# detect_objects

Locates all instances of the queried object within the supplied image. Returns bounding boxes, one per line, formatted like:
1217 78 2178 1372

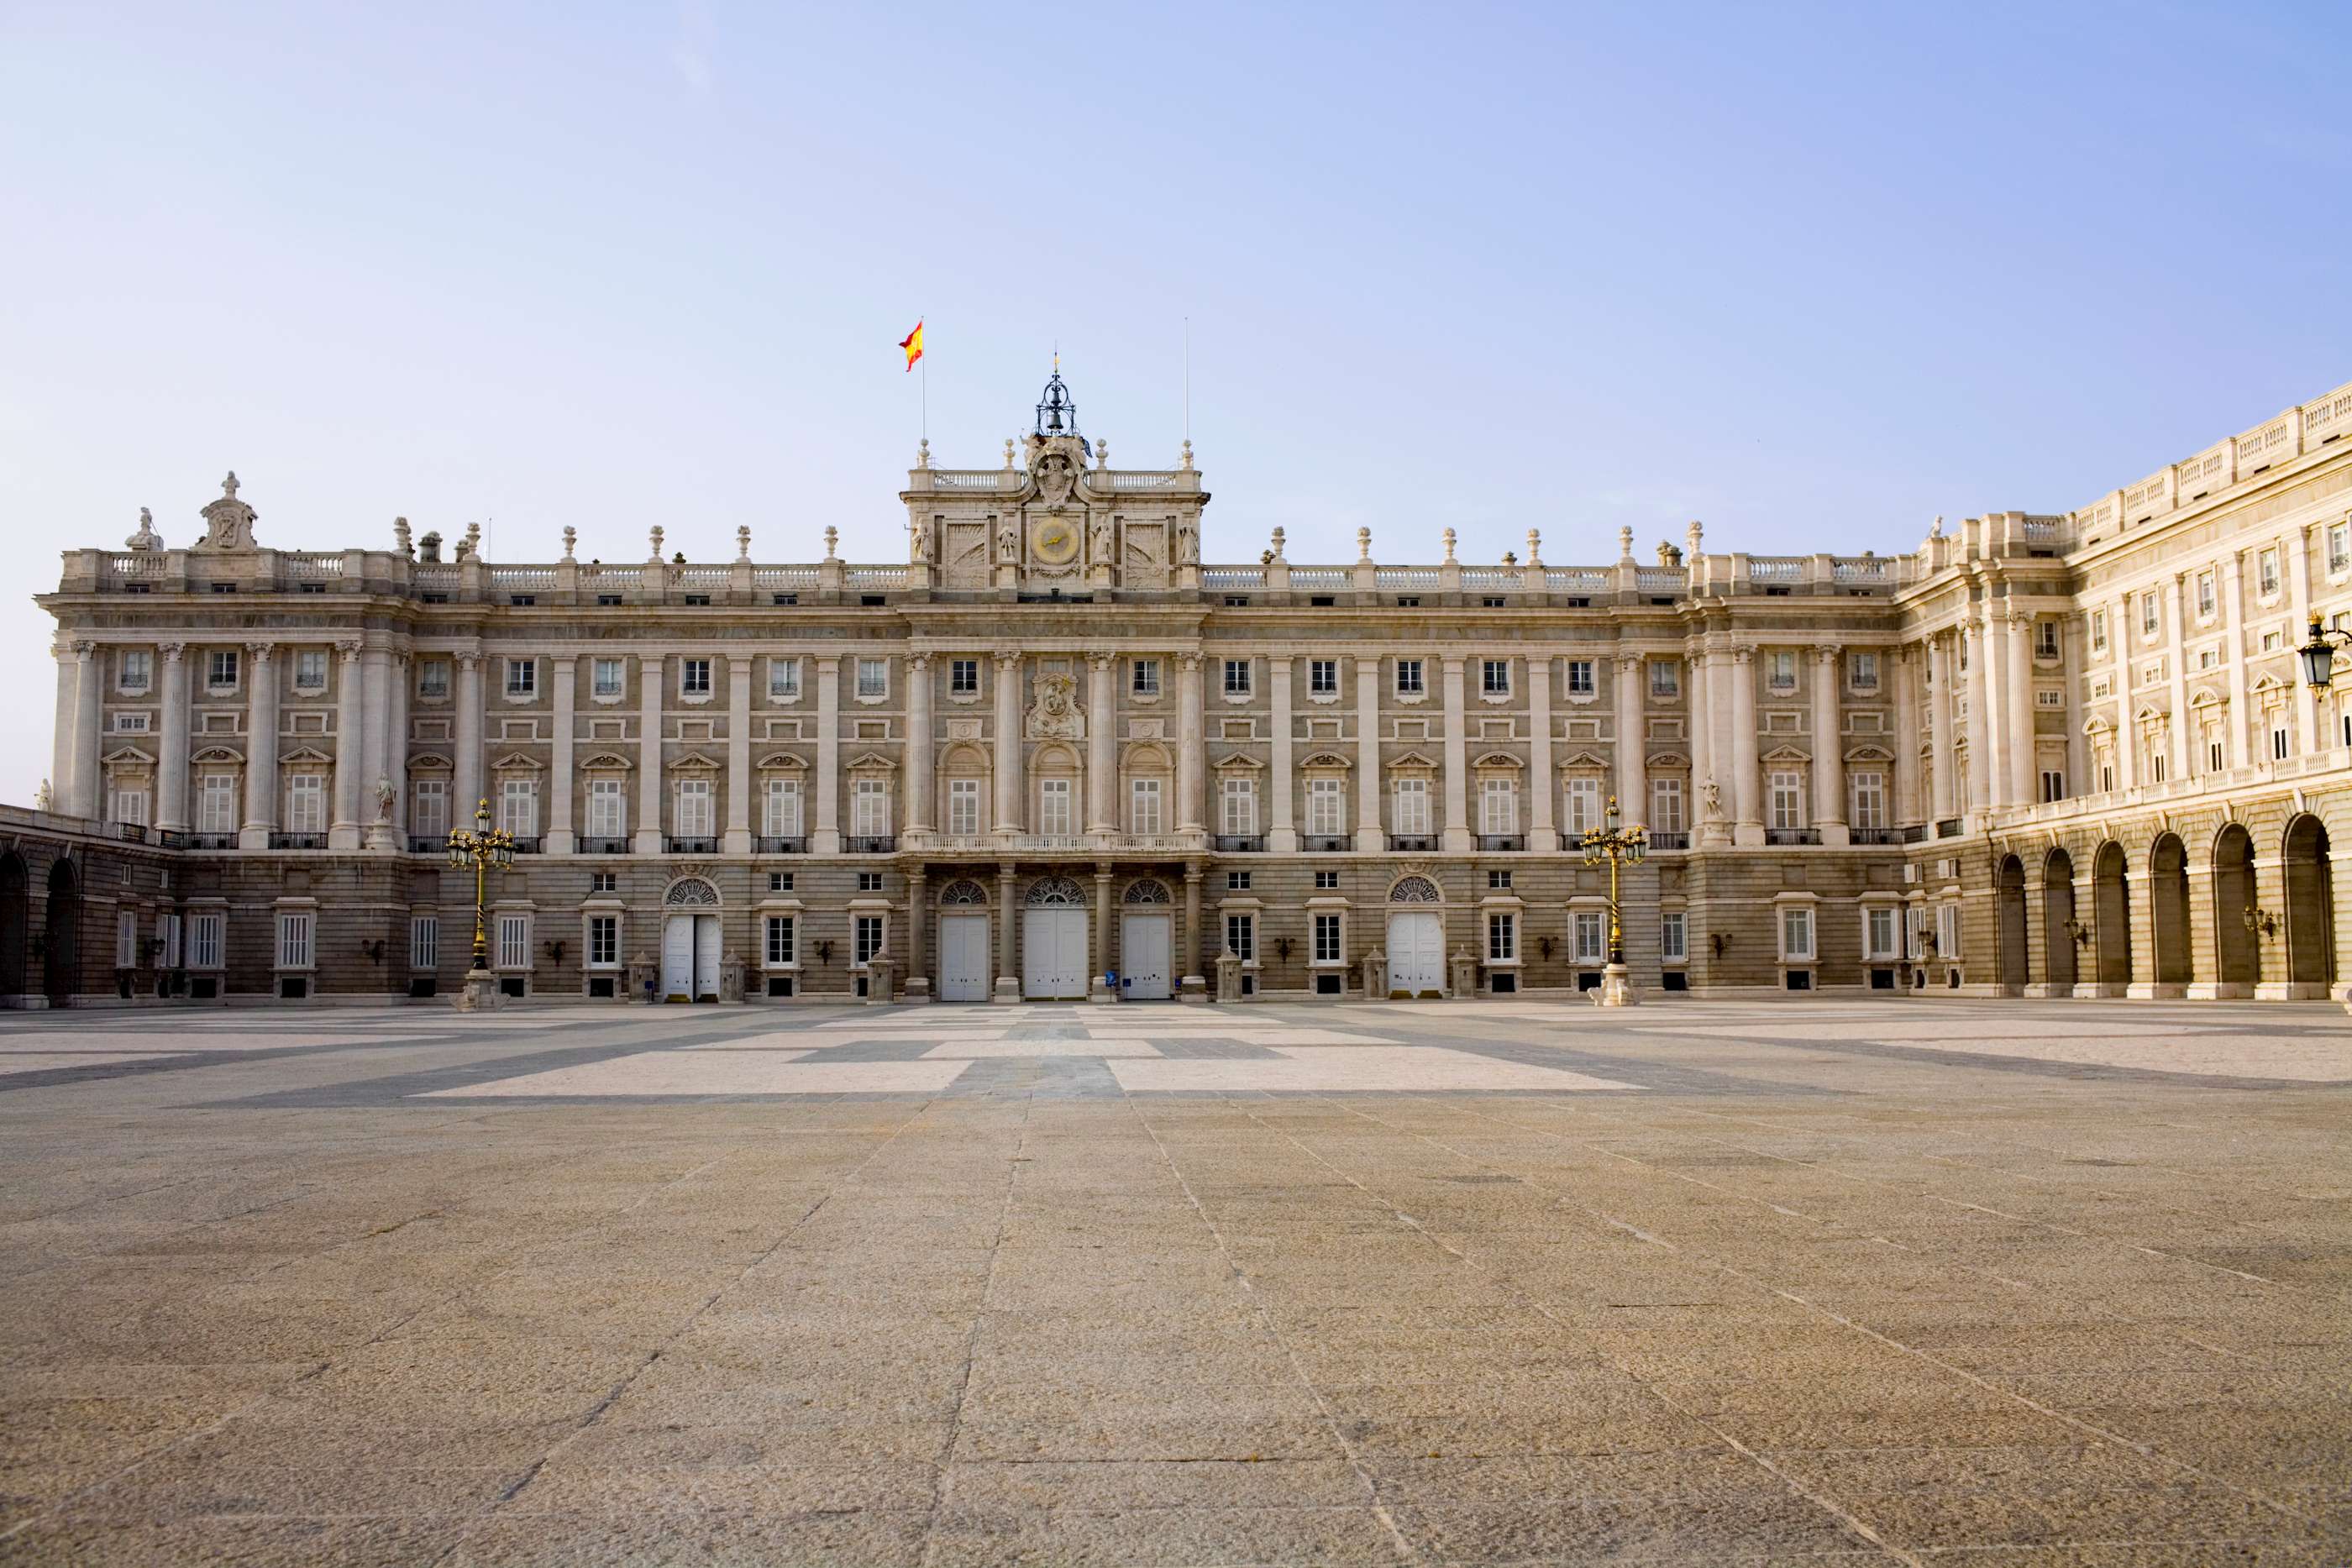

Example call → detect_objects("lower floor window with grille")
410 915 438 970
1486 912 1515 962
276 910 313 969
855 915 885 966
1781 906 1814 962
191 910 223 969
1224 912 1255 962
1312 912 1341 964
158 913 181 969
2042 768 2067 803
496 912 530 970
765 915 795 966
1865 905 1898 960
587 915 617 968
115 910 137 968
1573 910 1606 963
1936 903 1961 959
1659 911 1686 962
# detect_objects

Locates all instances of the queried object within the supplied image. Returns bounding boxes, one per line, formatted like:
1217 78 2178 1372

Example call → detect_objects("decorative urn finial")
823 526 839 561
736 525 751 560
393 516 412 558
648 525 664 561
1441 527 1457 564
1356 527 1372 562
1525 528 1542 565
561 526 576 560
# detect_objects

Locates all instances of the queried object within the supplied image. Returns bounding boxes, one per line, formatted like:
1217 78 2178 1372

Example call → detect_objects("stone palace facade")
12 370 2352 1007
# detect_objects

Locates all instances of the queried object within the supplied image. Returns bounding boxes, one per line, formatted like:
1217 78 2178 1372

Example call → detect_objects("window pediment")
191 746 243 766
1213 751 1265 771
281 745 335 766
847 751 899 774
669 749 722 772
1760 744 1811 764
490 751 544 772
1646 752 1689 769
1843 744 1894 763
1387 749 1437 771
753 751 804 771
1557 749 1610 772
1299 751 1352 771
101 744 155 768
407 752 453 772
1472 750 1524 770
580 751 635 772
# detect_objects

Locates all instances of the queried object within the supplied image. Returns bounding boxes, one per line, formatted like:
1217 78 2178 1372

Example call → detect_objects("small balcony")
755 836 807 854
1477 834 1525 852
1935 818 1965 838
1848 827 1904 846
187 833 237 851
409 835 444 854
580 836 631 855
507 836 543 855
1212 834 1265 852
114 822 150 844
269 832 326 850
1763 828 1821 846
1303 835 1352 852
1389 835 1436 852
665 836 718 855
1648 831 1690 851
847 835 898 854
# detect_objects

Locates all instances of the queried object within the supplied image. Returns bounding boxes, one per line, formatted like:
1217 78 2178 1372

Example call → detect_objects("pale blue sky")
2 3 2346 802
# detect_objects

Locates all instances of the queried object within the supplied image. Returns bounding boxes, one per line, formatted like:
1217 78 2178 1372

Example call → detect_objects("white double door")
1120 913 1171 999
1385 911 1444 996
937 914 991 1002
661 913 721 1001
1021 909 1089 999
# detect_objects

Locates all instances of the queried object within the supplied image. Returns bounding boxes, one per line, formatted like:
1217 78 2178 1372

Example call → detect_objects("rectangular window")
2258 548 2280 598
108 787 150 826
408 915 438 971
119 649 152 692
198 774 237 835
1572 910 1606 962
949 658 979 696
1313 912 1342 964
1131 658 1162 696
1224 912 1255 962
159 912 181 969
2139 595 2159 637
417 659 449 698
1487 912 1516 962
680 658 711 697
2090 609 2108 652
1480 779 1517 836
1659 911 1686 962
590 658 624 698
675 779 712 837
116 908 137 968
1392 778 1429 836
208 648 239 689
768 658 800 700
2036 621 2061 659
2196 572 2216 619
1650 659 1680 697
1309 658 1338 696
1315 869 1340 889
1038 779 1073 836
1650 777 1684 835
188 910 223 969
1487 869 1512 889
855 658 888 699
499 779 538 837
590 872 617 893
1482 659 1509 696
1937 903 1961 960
2330 522 2351 574
506 658 536 697
587 915 617 968
1222 659 1252 696
294 649 327 690
589 778 626 839
852 778 890 837
1849 771 1886 831
286 774 326 834
1849 651 1879 690
1565 660 1594 697
1768 771 1803 830
2272 724 2292 762
1221 778 1256 835
1564 778 1602 836
276 910 313 969
1307 778 1344 836
1131 779 1163 836
1866 906 1898 961
2041 768 2066 803
764 779 801 837
1769 650 1797 688
496 913 530 971
1395 658 1425 696
1781 906 1814 962
947 779 980 836
1227 871 1252 891
855 915 885 967
765 915 796 966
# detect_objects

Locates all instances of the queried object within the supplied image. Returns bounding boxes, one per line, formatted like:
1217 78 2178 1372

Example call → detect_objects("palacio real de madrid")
12 370 2352 1009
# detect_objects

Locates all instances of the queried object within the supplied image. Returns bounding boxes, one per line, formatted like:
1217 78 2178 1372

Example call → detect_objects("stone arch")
937 878 989 906
2150 832 2191 989
0 850 26 998
44 857 81 1004
1389 874 1441 905
2092 841 2131 991
663 876 721 907
2211 822 2258 994
2282 813 2334 994
1995 853 2029 995
1121 878 1172 905
1025 875 1086 907
2042 847 2077 994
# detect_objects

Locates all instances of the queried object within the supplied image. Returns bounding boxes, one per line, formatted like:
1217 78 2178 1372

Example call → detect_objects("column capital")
1732 645 1754 665
1614 652 1641 671
907 651 932 672
992 648 1022 666
1179 651 1203 673
159 641 186 661
1440 653 1464 670
727 653 752 673
1814 644 1840 663
70 639 96 658
244 641 274 663
337 640 363 661
1086 650 1114 671
816 653 842 670
456 652 480 670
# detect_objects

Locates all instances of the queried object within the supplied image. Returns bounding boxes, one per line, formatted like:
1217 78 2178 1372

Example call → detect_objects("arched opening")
2092 842 2131 993
2283 815 2335 996
44 858 81 1005
2041 848 2076 994
0 852 27 999
1995 854 2029 996
2150 834 2191 991
2212 824 2258 995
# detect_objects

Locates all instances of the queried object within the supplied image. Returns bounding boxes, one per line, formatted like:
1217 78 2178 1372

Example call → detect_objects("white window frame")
115 908 137 968
1564 660 1594 697
499 778 538 838
1659 910 1687 963
765 915 797 967
118 649 152 694
207 648 239 690
680 658 712 698
495 911 532 972
1481 658 1510 696
855 658 889 700
1649 777 1684 836
586 913 618 968
276 909 314 970
1572 910 1606 963
1864 905 1898 962
1306 777 1345 837
1479 778 1517 836
1037 778 1074 837
1222 658 1252 697
854 914 885 968
505 658 537 698
587 777 627 839
1221 777 1257 836
293 649 328 691
412 779 449 839
768 658 801 700
1223 911 1256 962
411 915 439 971
191 910 224 970
1768 770 1805 831
1131 658 1162 697
1312 911 1342 966
286 773 327 834
1780 905 1815 962
851 777 891 837
763 778 801 838
1564 778 1602 836
1486 911 1516 963
1392 777 1430 836
675 777 714 838
1849 770 1886 831
1395 658 1425 697
1130 778 1164 836
1649 659 1679 697
1308 658 1338 696
946 778 980 836
198 774 238 836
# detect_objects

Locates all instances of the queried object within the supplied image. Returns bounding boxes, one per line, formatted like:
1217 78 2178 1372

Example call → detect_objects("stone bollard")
1362 947 1388 999
867 957 895 1005
1449 947 1478 999
1215 950 1245 1002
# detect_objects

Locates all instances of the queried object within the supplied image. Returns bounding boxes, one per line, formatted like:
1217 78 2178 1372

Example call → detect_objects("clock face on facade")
1031 517 1079 565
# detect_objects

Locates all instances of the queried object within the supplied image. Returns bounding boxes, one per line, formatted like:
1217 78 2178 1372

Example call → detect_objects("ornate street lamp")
1579 794 1647 1005
446 796 515 1000
2297 616 2352 691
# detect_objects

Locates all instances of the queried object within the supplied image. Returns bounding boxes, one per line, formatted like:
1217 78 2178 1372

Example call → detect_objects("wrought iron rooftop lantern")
1034 358 1090 456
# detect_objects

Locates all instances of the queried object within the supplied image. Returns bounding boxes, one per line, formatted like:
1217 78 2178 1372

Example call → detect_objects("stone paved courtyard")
0 999 2347 1565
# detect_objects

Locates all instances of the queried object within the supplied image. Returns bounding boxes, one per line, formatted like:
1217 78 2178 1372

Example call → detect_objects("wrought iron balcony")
580 836 631 855
1763 828 1822 846
408 835 444 854
665 836 718 855
114 823 150 843
1648 831 1691 851
847 835 898 854
1212 834 1265 852
1935 818 1964 838
268 832 326 850
187 833 237 851
755 836 807 854
1477 834 1526 852
1848 827 1905 845
1303 835 1352 852
1388 835 1436 852
507 836 543 855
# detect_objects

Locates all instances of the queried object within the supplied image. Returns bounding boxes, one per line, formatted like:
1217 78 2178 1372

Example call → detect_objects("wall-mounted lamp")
815 939 834 966
1709 931 1730 959
357 939 384 964
544 939 567 963
1272 935 1293 962
2243 906 2278 940
2061 917 2092 950
1536 934 1555 961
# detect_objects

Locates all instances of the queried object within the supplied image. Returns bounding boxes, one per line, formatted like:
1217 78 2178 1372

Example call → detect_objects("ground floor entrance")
1386 910 1444 997
1021 908 1088 999
1121 912 1171 999
661 913 720 1002
937 913 990 1001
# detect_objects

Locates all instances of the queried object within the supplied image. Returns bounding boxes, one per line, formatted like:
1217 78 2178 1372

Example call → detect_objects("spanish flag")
898 320 924 372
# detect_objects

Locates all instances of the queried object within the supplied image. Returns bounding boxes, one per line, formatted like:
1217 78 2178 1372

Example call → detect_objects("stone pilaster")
1611 653 1642 844
1730 647 1761 845
992 650 1021 836
633 653 664 856
360 645 395 851
239 643 278 847
1268 654 1297 852
1353 654 1383 852
1892 643 1921 826
547 656 575 854
906 653 933 834
724 655 752 854
155 642 189 834
814 654 842 854
1176 652 1205 834
331 642 366 848
1440 654 1470 852
454 651 485 832
1812 646 1846 845
1084 652 1114 836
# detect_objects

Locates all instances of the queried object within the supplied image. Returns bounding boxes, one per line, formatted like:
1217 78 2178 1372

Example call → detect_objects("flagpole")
921 314 928 443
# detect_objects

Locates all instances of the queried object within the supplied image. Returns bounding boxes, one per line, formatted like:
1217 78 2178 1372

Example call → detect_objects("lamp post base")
1593 962 1639 1008
454 968 507 1012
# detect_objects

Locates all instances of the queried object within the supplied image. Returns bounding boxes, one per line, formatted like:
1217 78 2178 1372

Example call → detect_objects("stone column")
2218 553 2245 770
1892 645 1921 826
1709 642 1738 817
1928 634 1956 821
70 641 102 821
1812 646 1846 844
1528 655 1557 851
1686 642 1710 815
1730 647 1761 845
814 654 842 853
1440 655 1471 852
547 656 577 853
994 863 1018 1001
331 642 365 848
155 642 190 834
1963 618 1992 813
239 644 279 847
386 652 411 843
2003 609 2034 805
454 651 485 831
906 653 934 833
2110 596 2137 792
1612 654 1643 840
992 650 1022 836
2286 524 2319 755
2059 621 2086 797
360 645 394 850
1268 655 1297 852
1980 603 2008 810
724 655 752 854
1084 652 1115 835
1176 653 1205 834
1353 654 1383 851
1180 860 1205 1001
904 868 929 1001
50 641 76 814
2163 577 2190 782
1093 863 1113 998
634 653 664 855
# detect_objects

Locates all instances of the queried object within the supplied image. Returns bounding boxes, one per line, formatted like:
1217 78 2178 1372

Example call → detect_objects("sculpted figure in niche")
1037 454 1076 506
1027 673 1083 741
1173 517 1198 565
1701 778 1723 820
996 517 1020 564
1089 513 1114 564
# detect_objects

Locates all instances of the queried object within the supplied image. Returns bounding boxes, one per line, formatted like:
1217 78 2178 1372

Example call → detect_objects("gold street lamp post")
1579 794 1648 1006
446 796 515 1003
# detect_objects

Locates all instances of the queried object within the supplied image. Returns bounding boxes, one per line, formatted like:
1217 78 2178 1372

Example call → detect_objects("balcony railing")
1477 834 1525 852
1648 831 1691 851
114 822 150 843
1763 828 1821 846
1935 819 1965 838
1212 834 1265 852
580 836 631 855
755 836 807 854
1896 823 1929 843
665 836 718 855
507 836 543 855
269 832 326 850
847 835 898 854
187 833 237 851
409 835 444 854
1389 835 1436 852
1848 827 1905 846
1303 835 1352 852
